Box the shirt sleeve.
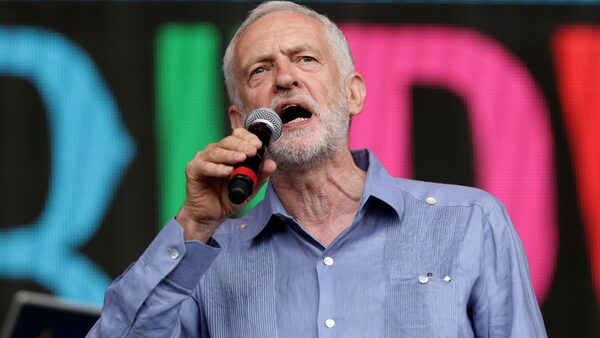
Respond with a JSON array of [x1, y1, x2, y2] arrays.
[[471, 201, 548, 338], [86, 218, 220, 337]]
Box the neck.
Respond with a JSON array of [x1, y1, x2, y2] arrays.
[[270, 149, 366, 247]]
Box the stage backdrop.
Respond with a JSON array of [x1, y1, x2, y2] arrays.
[[0, 1, 599, 336]]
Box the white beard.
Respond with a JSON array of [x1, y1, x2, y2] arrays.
[[267, 89, 350, 172]]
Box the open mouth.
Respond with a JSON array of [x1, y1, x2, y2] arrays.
[[281, 104, 313, 125]]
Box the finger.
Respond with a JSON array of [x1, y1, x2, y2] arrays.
[[186, 157, 234, 179], [232, 128, 262, 148], [260, 159, 277, 177], [218, 134, 262, 156], [250, 159, 277, 199], [201, 147, 247, 165]]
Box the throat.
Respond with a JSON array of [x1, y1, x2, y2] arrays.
[[301, 213, 358, 248], [272, 158, 367, 246]]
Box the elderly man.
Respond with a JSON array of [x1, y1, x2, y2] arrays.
[[89, 1, 546, 337]]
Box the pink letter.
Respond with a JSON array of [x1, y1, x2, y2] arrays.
[[342, 24, 556, 302]]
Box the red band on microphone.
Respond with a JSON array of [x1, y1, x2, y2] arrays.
[[230, 166, 258, 186]]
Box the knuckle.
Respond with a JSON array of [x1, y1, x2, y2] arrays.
[[185, 161, 195, 177], [232, 127, 246, 135], [186, 154, 209, 176], [195, 150, 206, 159]]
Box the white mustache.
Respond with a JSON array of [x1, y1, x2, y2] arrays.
[[270, 91, 319, 118]]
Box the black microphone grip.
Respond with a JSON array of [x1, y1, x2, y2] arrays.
[[228, 123, 271, 204]]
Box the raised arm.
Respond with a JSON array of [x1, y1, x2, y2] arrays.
[[87, 128, 276, 337]]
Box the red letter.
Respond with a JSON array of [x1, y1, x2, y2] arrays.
[[554, 25, 600, 305]]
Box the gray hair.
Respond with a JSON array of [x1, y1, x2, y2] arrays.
[[222, 1, 355, 107]]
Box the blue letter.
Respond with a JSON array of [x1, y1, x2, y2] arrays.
[[0, 27, 134, 305]]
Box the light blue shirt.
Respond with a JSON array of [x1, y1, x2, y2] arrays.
[[88, 149, 547, 337]]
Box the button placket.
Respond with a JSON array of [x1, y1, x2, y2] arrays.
[[317, 253, 337, 336]]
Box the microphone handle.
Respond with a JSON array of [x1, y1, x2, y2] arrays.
[[227, 123, 272, 204], [228, 145, 265, 204]]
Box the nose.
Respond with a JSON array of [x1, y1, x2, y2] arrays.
[[274, 60, 298, 91]]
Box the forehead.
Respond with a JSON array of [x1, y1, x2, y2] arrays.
[[235, 11, 331, 64]]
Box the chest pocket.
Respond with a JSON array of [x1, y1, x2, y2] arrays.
[[386, 275, 456, 338], [383, 194, 471, 338]]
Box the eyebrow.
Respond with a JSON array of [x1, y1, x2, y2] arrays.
[[287, 43, 328, 65], [285, 43, 323, 57], [241, 43, 324, 73], [242, 54, 271, 73]]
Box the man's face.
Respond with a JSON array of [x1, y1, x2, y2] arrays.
[[231, 11, 351, 170]]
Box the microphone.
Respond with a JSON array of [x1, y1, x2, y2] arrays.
[[228, 108, 283, 204]]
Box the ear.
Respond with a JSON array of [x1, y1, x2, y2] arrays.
[[345, 72, 366, 117], [228, 105, 244, 129]]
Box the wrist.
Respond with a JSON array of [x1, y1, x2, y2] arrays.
[[176, 205, 222, 243]]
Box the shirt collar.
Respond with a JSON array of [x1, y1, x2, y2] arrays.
[[356, 149, 404, 217], [240, 149, 404, 241]]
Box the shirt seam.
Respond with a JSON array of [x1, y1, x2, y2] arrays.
[[469, 204, 491, 307], [269, 236, 279, 338], [125, 260, 161, 337], [401, 189, 491, 210]]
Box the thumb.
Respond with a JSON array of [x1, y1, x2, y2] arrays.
[[250, 159, 277, 199]]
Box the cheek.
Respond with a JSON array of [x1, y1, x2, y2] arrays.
[[309, 76, 338, 100], [241, 88, 271, 109]]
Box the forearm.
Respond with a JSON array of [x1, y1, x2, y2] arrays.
[[87, 219, 220, 337]]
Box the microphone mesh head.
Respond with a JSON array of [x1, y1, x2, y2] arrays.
[[244, 108, 283, 142]]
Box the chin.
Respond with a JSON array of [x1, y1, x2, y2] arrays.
[[271, 140, 334, 172]]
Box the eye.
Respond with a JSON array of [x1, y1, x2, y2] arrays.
[[251, 66, 266, 75], [300, 55, 316, 63]]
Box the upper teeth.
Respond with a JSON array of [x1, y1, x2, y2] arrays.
[[283, 104, 297, 111]]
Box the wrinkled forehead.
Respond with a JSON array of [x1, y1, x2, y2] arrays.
[[234, 11, 331, 68]]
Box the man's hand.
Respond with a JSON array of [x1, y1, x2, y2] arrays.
[[176, 128, 277, 243]]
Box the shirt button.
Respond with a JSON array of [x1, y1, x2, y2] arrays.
[[323, 256, 334, 266], [169, 248, 179, 260], [418, 275, 429, 284], [426, 197, 437, 205], [324, 318, 336, 328]]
